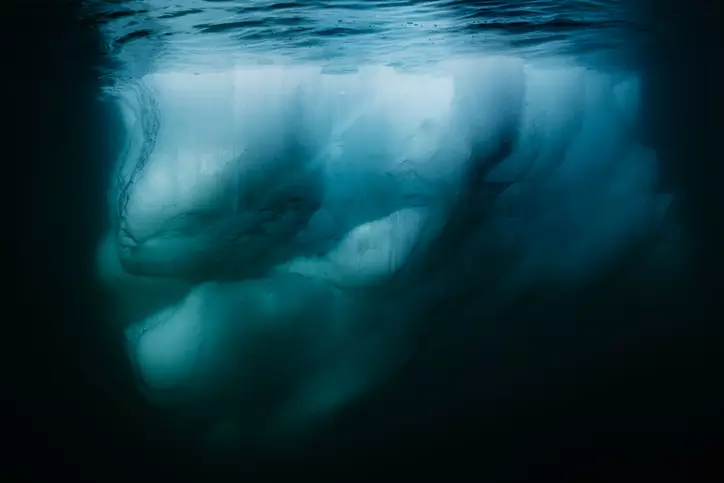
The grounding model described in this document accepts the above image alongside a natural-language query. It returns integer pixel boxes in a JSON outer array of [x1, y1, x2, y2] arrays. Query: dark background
[[6, 0, 722, 480]]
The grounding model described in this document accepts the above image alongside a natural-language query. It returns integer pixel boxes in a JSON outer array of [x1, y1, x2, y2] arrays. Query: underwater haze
[[11, 0, 721, 480], [91, 0, 680, 449]]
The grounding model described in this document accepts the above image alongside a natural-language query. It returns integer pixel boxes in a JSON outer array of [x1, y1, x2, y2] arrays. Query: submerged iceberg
[[110, 58, 527, 281], [97, 56, 674, 446]]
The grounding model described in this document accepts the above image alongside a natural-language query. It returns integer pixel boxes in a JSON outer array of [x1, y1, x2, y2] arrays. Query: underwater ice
[[98, 56, 672, 446]]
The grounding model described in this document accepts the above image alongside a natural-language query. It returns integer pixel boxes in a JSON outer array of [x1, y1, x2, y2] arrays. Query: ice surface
[[112, 59, 531, 280], [98, 55, 675, 445]]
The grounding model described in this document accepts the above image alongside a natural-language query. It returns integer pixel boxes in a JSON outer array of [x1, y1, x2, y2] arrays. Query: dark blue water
[[8, 0, 722, 481]]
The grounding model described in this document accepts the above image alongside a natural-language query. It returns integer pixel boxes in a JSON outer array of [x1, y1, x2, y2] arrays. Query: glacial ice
[[97, 56, 673, 444]]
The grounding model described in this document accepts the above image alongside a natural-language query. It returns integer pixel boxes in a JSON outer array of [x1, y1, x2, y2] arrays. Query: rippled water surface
[[83, 0, 645, 78]]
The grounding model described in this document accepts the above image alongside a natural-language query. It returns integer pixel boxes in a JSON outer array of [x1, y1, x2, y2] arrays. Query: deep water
[[8, 0, 723, 480]]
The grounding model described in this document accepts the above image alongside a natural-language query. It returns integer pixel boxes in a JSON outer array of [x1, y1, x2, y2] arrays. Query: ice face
[[99, 56, 675, 445], [122, 271, 385, 436], [111, 59, 531, 280], [126, 286, 208, 392], [283, 208, 429, 288], [114, 68, 324, 279]]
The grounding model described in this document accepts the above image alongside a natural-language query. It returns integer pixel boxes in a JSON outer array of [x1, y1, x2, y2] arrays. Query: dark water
[[85, 0, 641, 75], [8, 0, 723, 480]]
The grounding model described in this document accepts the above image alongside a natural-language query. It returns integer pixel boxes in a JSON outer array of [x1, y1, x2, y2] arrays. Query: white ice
[[97, 56, 673, 444]]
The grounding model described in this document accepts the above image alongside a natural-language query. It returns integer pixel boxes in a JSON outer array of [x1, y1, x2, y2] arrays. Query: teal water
[[11, 1, 720, 480]]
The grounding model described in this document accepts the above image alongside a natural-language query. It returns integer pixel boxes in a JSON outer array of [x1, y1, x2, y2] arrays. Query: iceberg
[[97, 55, 674, 445]]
